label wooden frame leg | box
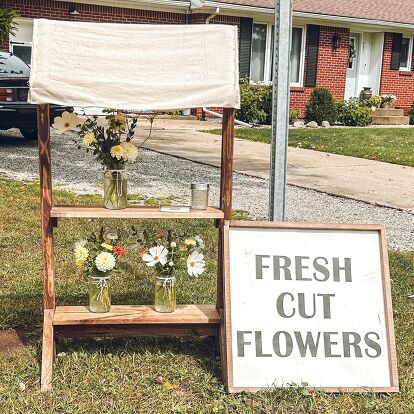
[41,309,55,392]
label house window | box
[250,23,305,86]
[251,24,267,82]
[11,43,32,66]
[400,36,413,71]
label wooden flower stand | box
[37,104,235,391]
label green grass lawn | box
[0,178,413,413]
[208,127,414,167]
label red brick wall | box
[290,26,349,117]
[379,32,414,113]
[2,0,185,24]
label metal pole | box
[269,0,292,221]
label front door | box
[345,33,360,99]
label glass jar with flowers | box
[52,109,140,210]
[74,228,125,313]
[134,229,206,313]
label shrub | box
[409,102,414,125]
[360,95,382,109]
[304,88,337,125]
[337,98,373,126]
[237,83,272,125]
[289,109,300,125]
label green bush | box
[289,109,300,125]
[359,95,382,109]
[409,102,414,125]
[304,87,337,125]
[237,83,272,125]
[337,98,373,126]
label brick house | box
[3,0,414,116]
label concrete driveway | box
[136,118,414,211]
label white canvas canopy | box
[28,19,240,110]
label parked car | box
[0,52,72,140]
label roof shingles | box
[215,0,414,26]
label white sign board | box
[223,222,398,393]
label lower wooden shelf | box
[53,304,221,337]
[53,304,220,326]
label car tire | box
[19,128,38,140]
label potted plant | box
[52,109,140,209]
[135,229,206,313]
[74,228,125,313]
[380,94,397,109]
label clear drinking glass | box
[154,275,176,313]
[104,165,127,210]
[191,183,209,210]
[89,274,111,313]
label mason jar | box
[89,274,111,313]
[191,183,209,210]
[154,275,176,313]
[104,164,127,210]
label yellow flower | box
[101,243,113,251]
[110,145,125,160]
[111,114,126,130]
[121,142,139,162]
[74,246,89,267]
[184,239,196,246]
[82,132,95,146]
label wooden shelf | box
[53,304,221,326]
[50,206,224,219]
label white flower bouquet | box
[133,229,206,312]
[53,109,141,209]
[74,228,125,312]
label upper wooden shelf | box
[53,304,221,326]
[50,206,224,219]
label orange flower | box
[113,246,125,256]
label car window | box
[0,53,30,78]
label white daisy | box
[95,251,116,272]
[187,250,205,277]
[142,245,169,267]
[52,111,80,133]
[121,142,139,162]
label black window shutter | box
[305,25,320,87]
[239,17,253,80]
[390,33,403,70]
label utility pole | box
[269,0,292,221]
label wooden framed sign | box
[223,221,398,393]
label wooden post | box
[38,104,55,309]
[217,108,234,385]
[217,108,234,308]
[38,104,55,391]
[219,108,235,222]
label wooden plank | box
[219,108,235,221]
[51,206,224,219]
[53,304,221,326]
[217,108,235,311]
[229,220,386,232]
[379,227,399,391]
[55,324,219,338]
[41,309,55,392]
[38,104,55,310]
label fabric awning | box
[28,19,240,110]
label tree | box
[0,7,19,44]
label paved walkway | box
[135,118,414,211]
